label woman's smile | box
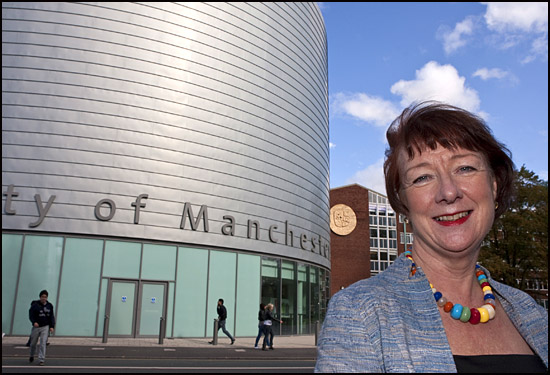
[433,210,472,226]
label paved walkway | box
[2,334,317,349]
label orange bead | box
[476,270,484,277]
[444,302,454,312]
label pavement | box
[2,334,316,349]
[2,334,318,360]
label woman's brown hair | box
[384,101,515,219]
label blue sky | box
[319,2,548,194]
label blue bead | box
[434,292,442,301]
[478,274,487,281]
[451,304,463,319]
[475,264,480,269]
[483,293,495,300]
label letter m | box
[180,203,209,232]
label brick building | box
[329,184,409,297]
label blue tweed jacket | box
[315,253,548,373]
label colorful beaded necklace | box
[404,251,496,324]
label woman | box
[254,303,266,349]
[315,102,548,372]
[262,303,283,350]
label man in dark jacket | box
[209,298,235,345]
[29,290,55,366]
[25,300,49,347]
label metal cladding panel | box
[2,2,330,268]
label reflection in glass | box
[281,261,296,335]
[261,257,280,334]
[297,264,309,334]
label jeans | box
[254,323,264,347]
[217,319,234,341]
[262,324,273,348]
[29,326,49,362]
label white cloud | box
[332,61,484,127]
[483,2,548,62]
[332,92,400,127]
[473,67,508,80]
[390,61,481,113]
[472,67,518,84]
[438,4,548,62]
[329,142,336,149]
[522,34,549,64]
[439,16,476,54]
[346,158,387,196]
[484,3,548,33]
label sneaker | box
[29,357,34,363]
[254,346,260,349]
[269,346,274,350]
[208,341,214,344]
[39,361,45,366]
[231,339,235,345]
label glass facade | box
[260,257,328,336]
[2,232,329,338]
[368,191,399,275]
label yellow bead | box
[482,286,492,293]
[481,304,496,319]
[478,307,490,323]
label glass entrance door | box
[137,282,167,337]
[108,280,137,336]
[106,280,168,338]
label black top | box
[453,354,547,373]
[29,300,56,329]
[258,309,265,322]
[217,304,227,321]
[264,310,281,324]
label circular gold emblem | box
[330,204,357,236]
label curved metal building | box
[2,3,329,339]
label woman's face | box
[399,145,497,255]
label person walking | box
[25,300,49,347]
[209,298,235,345]
[29,290,55,366]
[254,303,266,349]
[262,303,283,350]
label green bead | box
[459,306,471,322]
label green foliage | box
[480,166,548,291]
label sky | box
[319,2,548,194]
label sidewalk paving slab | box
[2,334,316,348]
[2,335,318,361]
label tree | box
[480,166,548,294]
